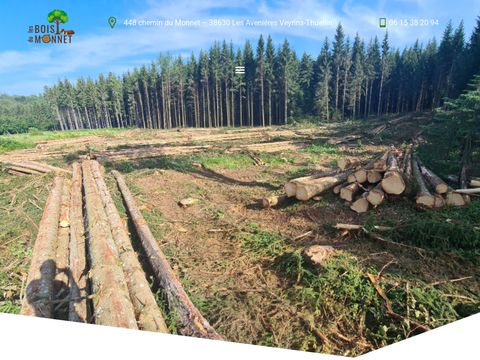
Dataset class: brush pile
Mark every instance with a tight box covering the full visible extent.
[264,146,474,212]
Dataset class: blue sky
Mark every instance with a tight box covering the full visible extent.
[0,0,478,95]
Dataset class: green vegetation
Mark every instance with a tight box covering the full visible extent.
[0,95,55,135]
[236,222,479,351]
[419,74,480,178]
[0,172,53,314]
[0,127,124,154]
[390,202,480,255]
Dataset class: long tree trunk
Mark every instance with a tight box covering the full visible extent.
[21,176,64,318]
[82,161,138,329]
[90,161,169,332]
[112,170,221,339]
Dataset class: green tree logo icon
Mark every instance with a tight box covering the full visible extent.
[47,9,69,35]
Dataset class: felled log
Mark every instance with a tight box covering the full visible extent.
[373,150,390,171]
[402,146,413,178]
[366,183,385,206]
[381,152,406,195]
[54,179,71,319]
[468,179,480,187]
[350,193,369,213]
[412,156,435,208]
[68,163,87,323]
[416,157,448,194]
[446,175,480,188]
[333,183,344,194]
[387,114,410,125]
[284,169,337,197]
[371,124,387,135]
[433,195,446,208]
[262,194,289,208]
[82,161,138,329]
[337,158,358,171]
[340,182,360,202]
[446,191,466,206]
[112,170,221,339]
[327,134,361,145]
[367,170,383,184]
[353,169,367,183]
[90,161,168,333]
[334,223,393,231]
[453,188,480,194]
[21,176,64,318]
[295,171,352,201]
[5,161,70,175]
[7,169,28,176]
[7,165,44,175]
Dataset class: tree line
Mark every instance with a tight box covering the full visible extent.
[1,16,479,134]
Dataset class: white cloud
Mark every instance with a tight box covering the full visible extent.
[0,0,476,95]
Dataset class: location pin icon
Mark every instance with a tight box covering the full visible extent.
[108,16,117,28]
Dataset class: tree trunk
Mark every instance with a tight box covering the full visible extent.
[90,161,169,333]
[381,152,406,195]
[416,157,448,194]
[68,163,88,322]
[82,161,138,329]
[412,155,435,208]
[21,176,64,318]
[112,170,221,339]
[366,183,385,206]
[295,172,351,201]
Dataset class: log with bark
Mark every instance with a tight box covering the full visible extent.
[327,134,362,145]
[82,161,138,329]
[295,171,352,201]
[367,170,383,184]
[366,183,385,206]
[3,161,70,175]
[381,152,406,195]
[68,163,88,323]
[337,158,359,171]
[21,176,64,318]
[387,114,411,125]
[412,155,435,208]
[6,165,44,175]
[446,191,466,206]
[350,193,369,213]
[284,169,338,197]
[90,161,169,333]
[340,182,360,202]
[416,157,448,194]
[54,179,71,319]
[112,170,221,339]
[371,124,387,135]
[373,150,390,171]
[433,194,446,208]
[262,194,290,208]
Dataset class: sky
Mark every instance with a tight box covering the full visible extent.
[0,0,478,96]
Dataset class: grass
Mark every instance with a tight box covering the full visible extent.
[0,172,53,313]
[105,151,257,174]
[234,221,479,353]
[0,128,125,154]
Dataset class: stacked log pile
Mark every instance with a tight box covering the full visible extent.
[263,146,474,212]
[20,161,220,339]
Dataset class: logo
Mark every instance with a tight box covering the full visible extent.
[27,9,75,44]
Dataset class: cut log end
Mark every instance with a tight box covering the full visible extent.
[416,195,435,208]
[381,171,406,195]
[350,195,369,213]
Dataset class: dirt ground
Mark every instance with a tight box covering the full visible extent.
[1,115,479,356]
